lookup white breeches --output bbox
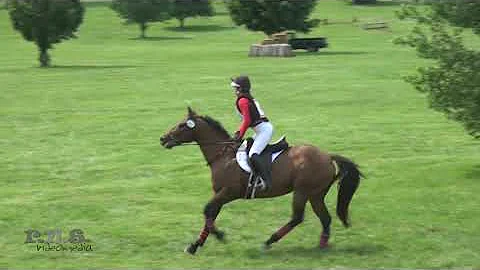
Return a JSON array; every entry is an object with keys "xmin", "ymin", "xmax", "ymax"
[{"xmin": 249, "ymin": 122, "xmax": 274, "ymax": 157}]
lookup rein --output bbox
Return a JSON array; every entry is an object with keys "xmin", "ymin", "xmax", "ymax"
[
  {"xmin": 172, "ymin": 141, "xmax": 236, "ymax": 147},
  {"xmin": 206, "ymin": 143, "xmax": 238, "ymax": 166},
  {"xmin": 165, "ymin": 135, "xmax": 239, "ymax": 166},
  {"xmin": 165, "ymin": 133, "xmax": 238, "ymax": 147}
]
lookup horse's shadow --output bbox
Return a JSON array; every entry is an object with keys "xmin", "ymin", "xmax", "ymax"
[{"xmin": 243, "ymin": 243, "xmax": 387, "ymax": 258}]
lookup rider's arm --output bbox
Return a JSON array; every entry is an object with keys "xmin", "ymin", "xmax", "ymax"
[{"xmin": 237, "ymin": 98, "xmax": 251, "ymax": 139}]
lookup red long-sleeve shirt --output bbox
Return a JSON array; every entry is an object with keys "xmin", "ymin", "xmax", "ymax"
[{"xmin": 237, "ymin": 97, "xmax": 251, "ymax": 138}]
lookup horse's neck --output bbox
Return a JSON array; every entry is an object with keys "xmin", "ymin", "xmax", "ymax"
[{"xmin": 196, "ymin": 131, "xmax": 232, "ymax": 166}]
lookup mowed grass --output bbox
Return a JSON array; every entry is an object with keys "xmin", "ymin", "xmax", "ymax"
[{"xmin": 1, "ymin": 1, "xmax": 479, "ymax": 268}]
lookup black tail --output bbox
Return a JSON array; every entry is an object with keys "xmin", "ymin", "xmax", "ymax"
[{"xmin": 331, "ymin": 154, "xmax": 364, "ymax": 227}]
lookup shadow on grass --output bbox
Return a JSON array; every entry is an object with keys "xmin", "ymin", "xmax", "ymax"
[
  {"xmin": 129, "ymin": 36, "xmax": 192, "ymax": 41},
  {"xmin": 349, "ymin": 0, "xmax": 407, "ymax": 7},
  {"xmin": 165, "ymin": 25, "xmax": 235, "ymax": 32},
  {"xmin": 214, "ymin": 11, "xmax": 230, "ymax": 16},
  {"xmin": 82, "ymin": 2, "xmax": 111, "ymax": 8},
  {"xmin": 0, "ymin": 65, "xmax": 139, "ymax": 73},
  {"xmin": 49, "ymin": 65, "xmax": 138, "ymax": 70},
  {"xmin": 465, "ymin": 165, "xmax": 480, "ymax": 180},
  {"xmin": 295, "ymin": 51, "xmax": 369, "ymax": 57},
  {"xmin": 243, "ymin": 243, "xmax": 387, "ymax": 259}
]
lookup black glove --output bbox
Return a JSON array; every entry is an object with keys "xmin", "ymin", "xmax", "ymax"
[{"xmin": 233, "ymin": 131, "xmax": 242, "ymax": 142}]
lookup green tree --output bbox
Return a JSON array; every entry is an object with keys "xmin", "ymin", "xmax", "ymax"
[
  {"xmin": 170, "ymin": 0, "xmax": 214, "ymax": 29},
  {"xmin": 429, "ymin": 0, "xmax": 480, "ymax": 33},
  {"xmin": 7, "ymin": 0, "xmax": 84, "ymax": 67},
  {"xmin": 111, "ymin": 0, "xmax": 171, "ymax": 39},
  {"xmin": 396, "ymin": 1, "xmax": 480, "ymax": 138},
  {"xmin": 225, "ymin": 0, "xmax": 319, "ymax": 36}
]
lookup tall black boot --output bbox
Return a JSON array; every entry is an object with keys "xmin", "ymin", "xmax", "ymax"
[{"xmin": 250, "ymin": 153, "xmax": 272, "ymax": 192}]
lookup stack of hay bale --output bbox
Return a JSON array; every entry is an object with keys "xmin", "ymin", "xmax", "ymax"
[{"xmin": 249, "ymin": 32, "xmax": 294, "ymax": 57}]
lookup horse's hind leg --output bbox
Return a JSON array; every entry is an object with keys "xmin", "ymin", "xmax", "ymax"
[
  {"xmin": 309, "ymin": 191, "xmax": 332, "ymax": 249},
  {"xmin": 210, "ymin": 209, "xmax": 225, "ymax": 242},
  {"xmin": 264, "ymin": 192, "xmax": 308, "ymax": 249}
]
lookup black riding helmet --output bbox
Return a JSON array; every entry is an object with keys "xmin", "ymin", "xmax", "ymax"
[{"xmin": 231, "ymin": 75, "xmax": 251, "ymax": 93}]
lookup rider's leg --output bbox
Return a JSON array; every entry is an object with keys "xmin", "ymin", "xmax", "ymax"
[{"xmin": 249, "ymin": 122, "xmax": 273, "ymax": 191}]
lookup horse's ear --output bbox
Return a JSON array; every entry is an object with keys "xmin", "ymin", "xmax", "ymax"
[{"xmin": 187, "ymin": 106, "xmax": 197, "ymax": 117}]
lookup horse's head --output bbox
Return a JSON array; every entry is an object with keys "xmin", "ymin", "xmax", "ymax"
[{"xmin": 160, "ymin": 107, "xmax": 202, "ymax": 149}]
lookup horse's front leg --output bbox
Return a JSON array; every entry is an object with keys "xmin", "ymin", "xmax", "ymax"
[{"xmin": 185, "ymin": 188, "xmax": 235, "ymax": 255}]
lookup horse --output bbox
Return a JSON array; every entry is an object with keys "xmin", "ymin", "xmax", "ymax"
[{"xmin": 160, "ymin": 107, "xmax": 363, "ymax": 255}]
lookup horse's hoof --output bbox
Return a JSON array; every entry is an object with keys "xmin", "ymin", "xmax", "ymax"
[
  {"xmin": 214, "ymin": 230, "xmax": 226, "ymax": 242},
  {"xmin": 319, "ymin": 234, "xmax": 329, "ymax": 249},
  {"xmin": 263, "ymin": 243, "xmax": 272, "ymax": 251},
  {"xmin": 184, "ymin": 243, "xmax": 198, "ymax": 255}
]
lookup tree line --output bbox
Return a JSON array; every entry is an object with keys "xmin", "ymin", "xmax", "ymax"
[
  {"xmin": 6, "ymin": 0, "xmax": 384, "ymax": 67},
  {"xmin": 6, "ymin": 0, "xmax": 323, "ymax": 67},
  {"xmin": 5, "ymin": 0, "xmax": 480, "ymax": 138}
]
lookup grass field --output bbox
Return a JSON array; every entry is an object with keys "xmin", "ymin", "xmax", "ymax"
[{"xmin": 1, "ymin": 0, "xmax": 479, "ymax": 268}]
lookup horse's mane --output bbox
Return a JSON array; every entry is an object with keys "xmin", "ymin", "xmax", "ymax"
[{"xmin": 200, "ymin": 115, "xmax": 231, "ymax": 139}]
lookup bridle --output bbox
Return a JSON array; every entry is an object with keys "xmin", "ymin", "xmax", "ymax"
[{"xmin": 162, "ymin": 133, "xmax": 237, "ymax": 146}]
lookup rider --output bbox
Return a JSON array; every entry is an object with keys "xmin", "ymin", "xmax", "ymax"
[{"xmin": 231, "ymin": 75, "xmax": 273, "ymax": 191}]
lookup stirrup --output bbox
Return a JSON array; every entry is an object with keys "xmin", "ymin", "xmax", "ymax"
[
  {"xmin": 245, "ymin": 174, "xmax": 266, "ymax": 199},
  {"xmin": 255, "ymin": 176, "xmax": 266, "ymax": 191},
  {"xmin": 250, "ymin": 176, "xmax": 265, "ymax": 199}
]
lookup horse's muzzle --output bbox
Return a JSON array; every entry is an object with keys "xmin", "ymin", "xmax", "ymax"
[
  {"xmin": 160, "ymin": 135, "xmax": 167, "ymax": 144},
  {"xmin": 160, "ymin": 135, "xmax": 178, "ymax": 149}
]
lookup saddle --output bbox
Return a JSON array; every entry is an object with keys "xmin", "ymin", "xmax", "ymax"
[
  {"xmin": 240, "ymin": 136, "xmax": 289, "ymax": 199},
  {"xmin": 245, "ymin": 136, "xmax": 289, "ymax": 156}
]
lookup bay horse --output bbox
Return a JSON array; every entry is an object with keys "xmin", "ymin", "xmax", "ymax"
[{"xmin": 160, "ymin": 107, "xmax": 363, "ymax": 255}]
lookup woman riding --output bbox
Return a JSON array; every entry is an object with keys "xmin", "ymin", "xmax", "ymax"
[{"xmin": 231, "ymin": 75, "xmax": 273, "ymax": 191}]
